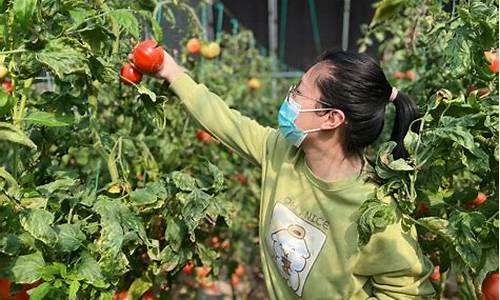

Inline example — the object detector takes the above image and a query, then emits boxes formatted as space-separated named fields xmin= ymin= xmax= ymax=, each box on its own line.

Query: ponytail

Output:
xmin=390 ymin=90 xmax=418 ymax=159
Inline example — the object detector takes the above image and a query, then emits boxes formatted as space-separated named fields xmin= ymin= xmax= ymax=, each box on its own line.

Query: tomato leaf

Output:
xmin=27 ymin=282 xmax=53 ymax=300
xmin=128 ymin=277 xmax=152 ymax=300
xmin=357 ymin=197 xmax=396 ymax=246
xmin=171 ymin=171 xmax=197 ymax=191
xmin=206 ymin=162 xmax=224 ymax=193
xmin=109 ymin=9 xmax=140 ymax=39
xmin=13 ymin=0 xmax=37 ymax=29
xmin=25 ymin=111 xmax=75 ymax=127
xmin=0 ymin=233 xmax=21 ymax=255
xmin=130 ymin=181 xmax=168 ymax=208
xmin=136 ymin=84 xmax=158 ymax=103
xmin=20 ymin=208 xmax=58 ymax=246
xmin=10 ymin=252 xmax=45 ymax=283
xmin=75 ymin=251 xmax=106 ymax=286
xmin=35 ymin=38 xmax=91 ymax=80
xmin=371 ymin=0 xmax=403 ymax=26
xmin=158 ymin=245 xmax=179 ymax=272
xmin=165 ymin=218 xmax=187 ymax=251
xmin=92 ymin=196 xmax=129 ymax=277
xmin=38 ymin=178 xmax=77 ymax=195
xmin=39 ymin=262 xmax=67 ymax=281
xmin=448 ymin=211 xmax=484 ymax=269
xmin=0 ymin=122 xmax=37 ymax=149
xmin=0 ymin=89 xmax=16 ymax=117
xmin=197 ymin=241 xmax=219 ymax=263
xmin=0 ymin=166 xmax=19 ymax=193
xmin=68 ymin=7 xmax=94 ymax=28
xmin=54 ymin=223 xmax=86 ymax=253
xmin=68 ymin=280 xmax=80 ymax=300
xmin=138 ymin=10 xmax=164 ymax=43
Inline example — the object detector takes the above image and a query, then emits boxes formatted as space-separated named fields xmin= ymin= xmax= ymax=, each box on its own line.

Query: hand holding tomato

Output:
xmin=128 ymin=40 xmax=185 ymax=83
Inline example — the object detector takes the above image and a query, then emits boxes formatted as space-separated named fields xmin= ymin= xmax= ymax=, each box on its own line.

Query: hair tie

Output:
xmin=389 ymin=87 xmax=398 ymax=102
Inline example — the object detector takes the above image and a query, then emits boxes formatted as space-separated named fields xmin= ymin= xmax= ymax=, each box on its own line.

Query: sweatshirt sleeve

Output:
xmin=169 ymin=73 xmax=275 ymax=166
xmin=354 ymin=207 xmax=436 ymax=299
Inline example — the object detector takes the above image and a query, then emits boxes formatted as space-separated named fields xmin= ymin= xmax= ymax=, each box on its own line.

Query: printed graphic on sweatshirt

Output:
xmin=266 ymin=202 xmax=327 ymax=297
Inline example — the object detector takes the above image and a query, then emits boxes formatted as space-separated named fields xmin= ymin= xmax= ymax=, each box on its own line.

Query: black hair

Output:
xmin=311 ymin=50 xmax=418 ymax=160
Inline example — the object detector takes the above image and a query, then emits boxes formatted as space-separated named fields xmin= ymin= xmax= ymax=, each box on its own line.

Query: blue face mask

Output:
xmin=278 ymin=96 xmax=334 ymax=147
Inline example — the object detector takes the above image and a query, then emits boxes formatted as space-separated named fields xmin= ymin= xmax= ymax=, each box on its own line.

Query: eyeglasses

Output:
xmin=287 ymin=84 xmax=331 ymax=107
xmin=286 ymin=84 xmax=349 ymax=124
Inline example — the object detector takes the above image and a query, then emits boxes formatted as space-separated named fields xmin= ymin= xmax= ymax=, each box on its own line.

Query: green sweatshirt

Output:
xmin=169 ymin=73 xmax=436 ymax=300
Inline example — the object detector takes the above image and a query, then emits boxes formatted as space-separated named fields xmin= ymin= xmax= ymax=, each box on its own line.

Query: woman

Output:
xmin=130 ymin=49 xmax=436 ymax=299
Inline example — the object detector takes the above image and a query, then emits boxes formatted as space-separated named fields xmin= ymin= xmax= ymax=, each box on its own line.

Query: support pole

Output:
xmin=201 ymin=2 xmax=214 ymax=41
xmin=342 ymin=0 xmax=351 ymax=51
xmin=268 ymin=0 xmax=278 ymax=99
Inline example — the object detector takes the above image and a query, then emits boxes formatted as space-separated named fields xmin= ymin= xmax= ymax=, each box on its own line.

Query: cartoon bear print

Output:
xmin=270 ymin=224 xmax=311 ymax=292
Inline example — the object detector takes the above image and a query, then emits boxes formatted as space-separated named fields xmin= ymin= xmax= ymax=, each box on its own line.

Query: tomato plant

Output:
xmin=358 ymin=0 xmax=498 ymax=298
xmin=0 ymin=0 xmax=285 ymax=298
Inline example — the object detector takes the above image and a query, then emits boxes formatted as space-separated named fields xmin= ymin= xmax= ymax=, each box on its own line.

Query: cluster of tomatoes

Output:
xmin=181 ymin=261 xmax=246 ymax=292
xmin=120 ymin=38 xmax=223 ymax=86
xmin=0 ymin=64 xmax=12 ymax=93
xmin=120 ymin=39 xmax=164 ymax=85
xmin=393 ymin=69 xmax=416 ymax=81
xmin=120 ymin=38 xmax=262 ymax=94
xmin=428 ymin=268 xmax=498 ymax=300
xmin=180 ymin=262 xmax=215 ymax=291
xmin=417 ymin=191 xmax=489 ymax=215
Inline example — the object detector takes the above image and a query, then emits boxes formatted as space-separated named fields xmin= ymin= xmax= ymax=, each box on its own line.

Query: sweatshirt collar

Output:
xmin=299 ymin=152 xmax=370 ymax=191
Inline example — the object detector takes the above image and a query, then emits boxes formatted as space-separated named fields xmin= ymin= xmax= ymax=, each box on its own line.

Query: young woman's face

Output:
xmin=292 ymin=64 xmax=336 ymax=133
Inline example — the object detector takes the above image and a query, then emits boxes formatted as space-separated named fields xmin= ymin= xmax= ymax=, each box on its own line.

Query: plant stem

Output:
xmin=0 ymin=49 xmax=26 ymax=55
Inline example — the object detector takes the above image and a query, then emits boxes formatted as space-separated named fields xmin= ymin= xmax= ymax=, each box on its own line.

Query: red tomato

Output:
xmin=466 ymin=192 xmax=488 ymax=209
xmin=132 ymin=40 xmax=165 ymax=73
xmin=182 ymin=261 xmax=194 ymax=274
xmin=186 ymin=38 xmax=201 ymax=54
xmin=211 ymin=236 xmax=221 ymax=248
xmin=196 ymin=129 xmax=214 ymax=142
xmin=113 ymin=289 xmax=128 ymax=300
xmin=120 ymin=63 xmax=142 ymax=84
xmin=405 ymin=70 xmax=416 ymax=80
xmin=489 ymin=55 xmax=499 ymax=73
xmin=221 ymin=240 xmax=230 ymax=249
xmin=196 ymin=266 xmax=211 ymax=278
xmin=393 ymin=71 xmax=405 ymax=80
xmin=482 ymin=272 xmax=499 ymax=300
xmin=230 ymin=274 xmax=240 ymax=288
xmin=472 ymin=192 xmax=488 ymax=206
xmin=234 ymin=264 xmax=245 ymax=277
xmin=430 ymin=265 xmax=440 ymax=282
xmin=142 ymin=291 xmax=154 ymax=300
xmin=2 ymin=80 xmax=12 ymax=93
xmin=233 ymin=174 xmax=247 ymax=185
xmin=417 ymin=202 xmax=429 ymax=214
